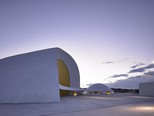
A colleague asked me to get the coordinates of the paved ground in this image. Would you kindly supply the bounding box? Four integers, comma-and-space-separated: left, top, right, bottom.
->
0, 93, 154, 116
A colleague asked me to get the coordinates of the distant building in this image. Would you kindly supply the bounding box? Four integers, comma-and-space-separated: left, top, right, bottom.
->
0, 48, 80, 103
139, 82, 154, 97
84, 83, 114, 95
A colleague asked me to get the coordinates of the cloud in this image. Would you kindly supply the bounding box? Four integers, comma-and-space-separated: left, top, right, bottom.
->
102, 58, 129, 64
144, 64, 154, 69
129, 68, 145, 73
111, 74, 128, 78
106, 63, 154, 89
130, 63, 145, 68
102, 61, 114, 64
107, 75, 154, 89
130, 75, 142, 78
144, 71, 154, 76
129, 63, 154, 73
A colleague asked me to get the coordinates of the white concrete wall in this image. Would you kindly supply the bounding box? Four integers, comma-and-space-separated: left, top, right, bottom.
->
0, 48, 60, 103
139, 82, 154, 97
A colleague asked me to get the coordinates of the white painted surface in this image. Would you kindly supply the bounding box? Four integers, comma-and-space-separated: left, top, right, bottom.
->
0, 48, 80, 103
84, 83, 114, 94
139, 82, 154, 97
59, 84, 81, 91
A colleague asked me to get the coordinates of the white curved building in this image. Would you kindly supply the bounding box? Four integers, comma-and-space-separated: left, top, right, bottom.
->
84, 83, 114, 95
0, 48, 80, 103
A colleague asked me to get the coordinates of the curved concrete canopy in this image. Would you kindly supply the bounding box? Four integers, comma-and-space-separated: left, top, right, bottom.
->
0, 47, 80, 103
59, 84, 81, 91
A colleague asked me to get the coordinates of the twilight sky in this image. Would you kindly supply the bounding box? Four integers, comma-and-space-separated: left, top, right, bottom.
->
0, 0, 154, 89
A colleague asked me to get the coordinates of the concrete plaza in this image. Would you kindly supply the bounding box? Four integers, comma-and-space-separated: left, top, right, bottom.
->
0, 93, 154, 116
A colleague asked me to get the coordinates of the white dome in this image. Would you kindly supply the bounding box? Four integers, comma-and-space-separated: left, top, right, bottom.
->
84, 83, 114, 95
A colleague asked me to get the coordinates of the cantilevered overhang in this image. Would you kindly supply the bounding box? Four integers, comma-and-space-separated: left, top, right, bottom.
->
59, 84, 82, 91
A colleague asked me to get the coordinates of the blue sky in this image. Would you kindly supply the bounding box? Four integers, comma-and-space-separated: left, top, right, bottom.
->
0, 0, 154, 89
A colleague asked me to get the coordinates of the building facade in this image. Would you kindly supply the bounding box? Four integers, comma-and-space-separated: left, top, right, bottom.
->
139, 82, 154, 97
0, 48, 80, 103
